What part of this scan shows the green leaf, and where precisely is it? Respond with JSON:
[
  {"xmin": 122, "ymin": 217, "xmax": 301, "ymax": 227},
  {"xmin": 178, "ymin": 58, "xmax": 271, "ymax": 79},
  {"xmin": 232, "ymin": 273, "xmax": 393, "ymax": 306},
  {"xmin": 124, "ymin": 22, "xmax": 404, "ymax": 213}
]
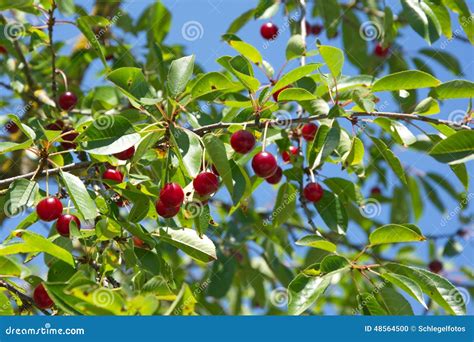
[
  {"xmin": 4, "ymin": 179, "xmax": 38, "ymax": 216},
  {"xmin": 168, "ymin": 55, "xmax": 195, "ymax": 97},
  {"xmin": 316, "ymin": 0, "xmax": 341, "ymax": 38},
  {"xmin": 277, "ymin": 88, "xmax": 317, "ymax": 101},
  {"xmin": 295, "ymin": 235, "xmax": 337, "ymax": 253},
  {"xmin": 107, "ymin": 67, "xmax": 152, "ymax": 102},
  {"xmin": 369, "ymin": 224, "xmax": 426, "ymax": 246},
  {"xmin": 372, "ymin": 70, "xmax": 441, "ymax": 92},
  {"xmin": 426, "ymin": 0, "xmax": 452, "ymax": 38},
  {"xmin": 229, "ymin": 40, "xmax": 262, "ymax": 65},
  {"xmin": 413, "ymin": 97, "xmax": 440, "ymax": 115},
  {"xmin": 430, "ymin": 80, "xmax": 474, "ymax": 99},
  {"xmin": 272, "ymin": 64, "xmax": 321, "ymax": 93},
  {"xmin": 60, "ymin": 171, "xmax": 97, "ymax": 222},
  {"xmin": 286, "ymin": 35, "xmax": 305, "ymax": 61},
  {"xmin": 77, "ymin": 16, "xmax": 110, "ymax": 67},
  {"xmin": 173, "ymin": 128, "xmax": 203, "ymax": 178},
  {"xmin": 450, "ymin": 163, "xmax": 469, "ymax": 189},
  {"xmin": 152, "ymin": 227, "xmax": 217, "ymax": 263},
  {"xmin": 385, "ymin": 263, "xmax": 466, "ymax": 315},
  {"xmin": 272, "ymin": 183, "xmax": 297, "ymax": 227},
  {"xmin": 373, "ymin": 118, "xmax": 417, "ymax": 146},
  {"xmin": 407, "ymin": 176, "xmax": 423, "ymax": 221},
  {"xmin": 0, "ymin": 231, "xmax": 74, "ymax": 266},
  {"xmin": 314, "ymin": 190, "xmax": 348, "ymax": 234},
  {"xmin": 191, "ymin": 72, "xmax": 239, "ymax": 99},
  {"xmin": 80, "ymin": 115, "xmax": 140, "ymax": 155},
  {"xmin": 429, "ymin": 130, "xmax": 474, "ymax": 164},
  {"xmin": 56, "ymin": 0, "xmax": 75, "ymax": 16},
  {"xmin": 401, "ymin": 0, "xmax": 430, "ymax": 43},
  {"xmin": 0, "ymin": 292, "xmax": 13, "ymax": 315},
  {"xmin": 310, "ymin": 126, "xmax": 341, "ymax": 169},
  {"xmin": 380, "ymin": 272, "xmax": 427, "ymax": 309},
  {"xmin": 357, "ymin": 292, "xmax": 387, "ymax": 315},
  {"xmin": 203, "ymin": 134, "xmax": 233, "ymax": 195},
  {"xmin": 225, "ymin": 9, "xmax": 254, "ymax": 34},
  {"xmin": 320, "ymin": 255, "xmax": 349, "ymax": 273},
  {"xmin": 0, "ymin": 256, "xmax": 28, "ymax": 278},
  {"xmin": 288, "ymin": 266, "xmax": 349, "ymax": 315},
  {"xmin": 370, "ymin": 137, "xmax": 407, "ymax": 185},
  {"xmin": 343, "ymin": 137, "xmax": 364, "ymax": 166},
  {"xmin": 342, "ymin": 11, "xmax": 368, "ymax": 71},
  {"xmin": 319, "ymin": 45, "xmax": 344, "ymax": 78}
]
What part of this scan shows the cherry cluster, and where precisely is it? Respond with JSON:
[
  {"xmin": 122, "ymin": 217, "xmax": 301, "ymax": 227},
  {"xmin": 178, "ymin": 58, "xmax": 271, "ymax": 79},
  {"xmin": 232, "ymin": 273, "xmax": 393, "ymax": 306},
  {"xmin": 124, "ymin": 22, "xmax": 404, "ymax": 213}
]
[{"xmin": 230, "ymin": 122, "xmax": 324, "ymax": 203}]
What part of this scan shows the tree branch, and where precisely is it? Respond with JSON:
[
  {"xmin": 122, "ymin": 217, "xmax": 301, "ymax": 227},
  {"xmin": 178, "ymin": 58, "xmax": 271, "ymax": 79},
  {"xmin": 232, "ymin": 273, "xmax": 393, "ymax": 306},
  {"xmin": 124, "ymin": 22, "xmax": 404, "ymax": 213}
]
[{"xmin": 0, "ymin": 161, "xmax": 92, "ymax": 188}]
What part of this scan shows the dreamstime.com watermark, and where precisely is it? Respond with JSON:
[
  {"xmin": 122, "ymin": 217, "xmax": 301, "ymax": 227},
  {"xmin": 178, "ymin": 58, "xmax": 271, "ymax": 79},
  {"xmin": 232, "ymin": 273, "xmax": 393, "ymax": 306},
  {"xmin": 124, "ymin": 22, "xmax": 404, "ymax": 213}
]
[
  {"xmin": 440, "ymin": 192, "xmax": 473, "ymax": 227},
  {"xmin": 4, "ymin": 323, "xmax": 85, "ymax": 336},
  {"xmin": 262, "ymin": 190, "xmax": 299, "ymax": 226}
]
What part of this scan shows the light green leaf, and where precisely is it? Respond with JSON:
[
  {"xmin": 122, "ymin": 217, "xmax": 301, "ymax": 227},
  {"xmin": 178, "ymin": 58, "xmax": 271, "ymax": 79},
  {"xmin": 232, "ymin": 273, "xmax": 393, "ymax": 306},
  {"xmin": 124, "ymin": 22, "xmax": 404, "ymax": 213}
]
[
  {"xmin": 77, "ymin": 16, "xmax": 110, "ymax": 67},
  {"xmin": 370, "ymin": 137, "xmax": 407, "ymax": 185},
  {"xmin": 277, "ymin": 88, "xmax": 317, "ymax": 101},
  {"xmin": 429, "ymin": 130, "xmax": 474, "ymax": 164},
  {"xmin": 385, "ymin": 263, "xmax": 466, "ymax": 315},
  {"xmin": 319, "ymin": 45, "xmax": 344, "ymax": 78},
  {"xmin": 0, "ymin": 231, "xmax": 74, "ymax": 266},
  {"xmin": 380, "ymin": 272, "xmax": 427, "ymax": 308},
  {"xmin": 288, "ymin": 266, "xmax": 349, "ymax": 315},
  {"xmin": 229, "ymin": 40, "xmax": 262, "ymax": 65},
  {"xmin": 314, "ymin": 190, "xmax": 348, "ymax": 234},
  {"xmin": 107, "ymin": 67, "xmax": 152, "ymax": 102},
  {"xmin": 203, "ymin": 134, "xmax": 233, "ymax": 195},
  {"xmin": 286, "ymin": 34, "xmax": 305, "ymax": 60},
  {"xmin": 168, "ymin": 55, "xmax": 195, "ymax": 97},
  {"xmin": 60, "ymin": 171, "xmax": 97, "ymax": 222},
  {"xmin": 369, "ymin": 224, "xmax": 425, "ymax": 246},
  {"xmin": 430, "ymin": 80, "xmax": 474, "ymax": 99},
  {"xmin": 413, "ymin": 97, "xmax": 440, "ymax": 115},
  {"xmin": 272, "ymin": 64, "xmax": 322, "ymax": 94},
  {"xmin": 295, "ymin": 235, "xmax": 337, "ymax": 253},
  {"xmin": 372, "ymin": 70, "xmax": 441, "ymax": 92},
  {"xmin": 152, "ymin": 227, "xmax": 217, "ymax": 263}
]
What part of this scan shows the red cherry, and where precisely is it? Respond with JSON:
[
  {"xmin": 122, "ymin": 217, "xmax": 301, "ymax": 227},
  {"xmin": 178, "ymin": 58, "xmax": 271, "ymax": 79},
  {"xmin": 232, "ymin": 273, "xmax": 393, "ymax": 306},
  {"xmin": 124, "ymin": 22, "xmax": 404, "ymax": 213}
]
[
  {"xmin": 155, "ymin": 200, "xmax": 180, "ymax": 218},
  {"xmin": 33, "ymin": 283, "xmax": 54, "ymax": 309},
  {"xmin": 114, "ymin": 146, "xmax": 135, "ymax": 160},
  {"xmin": 211, "ymin": 164, "xmax": 220, "ymax": 176},
  {"xmin": 0, "ymin": 45, "xmax": 7, "ymax": 54},
  {"xmin": 374, "ymin": 43, "xmax": 390, "ymax": 58},
  {"xmin": 133, "ymin": 236, "xmax": 145, "ymax": 248},
  {"xmin": 265, "ymin": 166, "xmax": 283, "ymax": 184},
  {"xmin": 58, "ymin": 91, "xmax": 78, "ymax": 111},
  {"xmin": 4, "ymin": 120, "xmax": 19, "ymax": 134},
  {"xmin": 303, "ymin": 182, "xmax": 324, "ymax": 202},
  {"xmin": 260, "ymin": 22, "xmax": 279, "ymax": 40},
  {"xmin": 60, "ymin": 128, "xmax": 79, "ymax": 149},
  {"xmin": 160, "ymin": 183, "xmax": 184, "ymax": 207},
  {"xmin": 102, "ymin": 169, "xmax": 123, "ymax": 183},
  {"xmin": 272, "ymin": 85, "xmax": 290, "ymax": 102},
  {"xmin": 230, "ymin": 130, "xmax": 256, "ymax": 154},
  {"xmin": 193, "ymin": 172, "xmax": 219, "ymax": 196},
  {"xmin": 370, "ymin": 186, "xmax": 381, "ymax": 196},
  {"xmin": 311, "ymin": 24, "xmax": 323, "ymax": 35},
  {"xmin": 428, "ymin": 260, "xmax": 443, "ymax": 273},
  {"xmin": 305, "ymin": 22, "xmax": 311, "ymax": 34},
  {"xmin": 282, "ymin": 146, "xmax": 299, "ymax": 163},
  {"xmin": 252, "ymin": 151, "xmax": 278, "ymax": 178},
  {"xmin": 302, "ymin": 123, "xmax": 318, "ymax": 141},
  {"xmin": 36, "ymin": 197, "xmax": 63, "ymax": 222},
  {"xmin": 105, "ymin": 54, "xmax": 114, "ymax": 61},
  {"xmin": 56, "ymin": 214, "xmax": 81, "ymax": 237},
  {"xmin": 46, "ymin": 120, "xmax": 64, "ymax": 131}
]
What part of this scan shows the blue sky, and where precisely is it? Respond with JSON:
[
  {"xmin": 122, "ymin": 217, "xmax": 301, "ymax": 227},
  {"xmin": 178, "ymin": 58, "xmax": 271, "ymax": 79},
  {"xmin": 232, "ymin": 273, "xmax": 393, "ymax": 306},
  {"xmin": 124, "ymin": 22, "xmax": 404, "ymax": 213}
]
[{"xmin": 1, "ymin": 0, "xmax": 473, "ymax": 314}]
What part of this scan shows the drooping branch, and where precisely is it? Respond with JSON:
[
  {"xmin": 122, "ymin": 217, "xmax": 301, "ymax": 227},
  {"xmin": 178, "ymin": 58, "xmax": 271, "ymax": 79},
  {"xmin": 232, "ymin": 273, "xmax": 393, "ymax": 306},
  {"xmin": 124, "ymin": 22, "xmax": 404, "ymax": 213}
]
[
  {"xmin": 0, "ymin": 280, "xmax": 51, "ymax": 315},
  {"xmin": 0, "ymin": 161, "xmax": 92, "ymax": 188},
  {"xmin": 0, "ymin": 108, "xmax": 470, "ymax": 188}
]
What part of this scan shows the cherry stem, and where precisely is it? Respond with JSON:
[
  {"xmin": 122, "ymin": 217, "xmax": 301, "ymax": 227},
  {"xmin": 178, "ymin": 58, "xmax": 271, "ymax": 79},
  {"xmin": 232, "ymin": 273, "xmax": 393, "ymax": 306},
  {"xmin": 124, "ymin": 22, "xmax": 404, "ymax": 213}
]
[
  {"xmin": 309, "ymin": 169, "xmax": 315, "ymax": 183},
  {"xmin": 55, "ymin": 69, "xmax": 68, "ymax": 92},
  {"xmin": 262, "ymin": 121, "xmax": 270, "ymax": 151}
]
